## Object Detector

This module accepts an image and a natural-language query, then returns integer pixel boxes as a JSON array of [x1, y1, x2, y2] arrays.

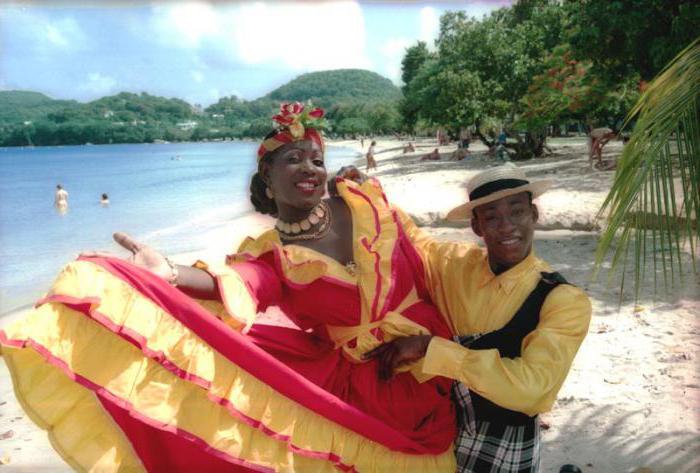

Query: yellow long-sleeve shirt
[[397, 208, 592, 417]]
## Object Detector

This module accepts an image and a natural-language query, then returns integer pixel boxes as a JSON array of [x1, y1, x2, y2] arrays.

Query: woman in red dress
[[1, 103, 456, 472]]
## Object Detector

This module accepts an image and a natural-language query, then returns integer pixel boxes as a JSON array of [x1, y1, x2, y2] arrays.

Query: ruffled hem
[[0, 259, 455, 472], [1, 338, 147, 473]]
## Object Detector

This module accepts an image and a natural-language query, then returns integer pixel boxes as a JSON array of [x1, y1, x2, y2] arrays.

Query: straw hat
[[446, 163, 552, 221]]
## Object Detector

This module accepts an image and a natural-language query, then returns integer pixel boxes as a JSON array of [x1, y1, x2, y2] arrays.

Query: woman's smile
[[295, 177, 321, 195]]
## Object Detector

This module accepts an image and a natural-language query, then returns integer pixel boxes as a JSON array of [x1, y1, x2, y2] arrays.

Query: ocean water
[[0, 141, 359, 314]]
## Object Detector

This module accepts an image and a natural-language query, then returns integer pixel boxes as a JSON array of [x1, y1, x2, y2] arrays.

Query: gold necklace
[[276, 201, 332, 241]]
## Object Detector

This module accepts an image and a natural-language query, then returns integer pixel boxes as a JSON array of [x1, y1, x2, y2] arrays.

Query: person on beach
[[451, 147, 469, 161], [363, 164, 592, 472], [403, 142, 416, 154], [459, 128, 472, 150], [495, 130, 510, 162], [54, 184, 68, 208], [588, 127, 615, 169], [437, 129, 449, 146], [421, 148, 441, 161], [0, 102, 458, 472], [366, 139, 377, 172], [100, 193, 110, 205]]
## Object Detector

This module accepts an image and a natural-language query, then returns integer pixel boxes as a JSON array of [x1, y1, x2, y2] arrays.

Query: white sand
[[1, 137, 698, 472]]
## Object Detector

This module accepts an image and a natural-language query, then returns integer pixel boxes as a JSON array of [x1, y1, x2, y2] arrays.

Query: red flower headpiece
[[257, 102, 327, 161]]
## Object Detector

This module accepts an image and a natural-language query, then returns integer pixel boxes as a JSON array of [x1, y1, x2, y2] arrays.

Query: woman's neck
[[276, 204, 315, 223]]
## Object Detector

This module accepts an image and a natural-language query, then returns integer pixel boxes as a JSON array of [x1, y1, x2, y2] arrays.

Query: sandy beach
[[1, 137, 698, 472]]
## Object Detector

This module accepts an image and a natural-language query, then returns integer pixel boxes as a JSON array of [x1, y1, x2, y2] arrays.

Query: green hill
[[0, 69, 404, 146], [0, 91, 79, 124], [265, 69, 402, 107], [207, 69, 403, 136], [82, 92, 195, 123]]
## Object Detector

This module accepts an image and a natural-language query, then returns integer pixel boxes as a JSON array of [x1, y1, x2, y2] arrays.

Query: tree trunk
[[509, 131, 546, 161], [474, 128, 495, 149]]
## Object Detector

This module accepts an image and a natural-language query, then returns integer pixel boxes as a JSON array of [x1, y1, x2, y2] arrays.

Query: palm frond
[[595, 38, 700, 299]]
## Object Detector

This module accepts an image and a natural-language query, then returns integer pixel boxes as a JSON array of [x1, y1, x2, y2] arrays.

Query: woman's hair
[[101, 193, 108, 199], [249, 130, 279, 216]]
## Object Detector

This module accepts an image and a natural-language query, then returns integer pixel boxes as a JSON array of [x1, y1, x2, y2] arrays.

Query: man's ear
[[471, 214, 483, 237], [531, 204, 539, 224]]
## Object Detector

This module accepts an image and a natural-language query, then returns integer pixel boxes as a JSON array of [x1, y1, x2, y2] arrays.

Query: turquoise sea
[[0, 141, 359, 314]]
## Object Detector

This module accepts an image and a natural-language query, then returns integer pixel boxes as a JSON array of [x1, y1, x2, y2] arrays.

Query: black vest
[[457, 271, 569, 425]]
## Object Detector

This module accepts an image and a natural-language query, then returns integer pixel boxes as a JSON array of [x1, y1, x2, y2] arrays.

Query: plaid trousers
[[452, 335, 540, 473]]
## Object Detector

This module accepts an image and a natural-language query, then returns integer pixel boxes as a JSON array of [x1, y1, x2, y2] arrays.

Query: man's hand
[[363, 335, 433, 381]]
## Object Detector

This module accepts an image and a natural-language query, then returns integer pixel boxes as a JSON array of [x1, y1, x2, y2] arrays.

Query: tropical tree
[[595, 38, 699, 298], [517, 44, 641, 133], [401, 2, 567, 158], [564, 0, 700, 82], [399, 42, 433, 132]]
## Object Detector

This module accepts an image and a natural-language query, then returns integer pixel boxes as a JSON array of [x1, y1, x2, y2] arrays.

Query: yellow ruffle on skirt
[[0, 260, 455, 472]]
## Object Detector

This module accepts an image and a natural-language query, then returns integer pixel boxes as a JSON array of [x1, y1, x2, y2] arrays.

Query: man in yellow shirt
[[366, 165, 592, 472]]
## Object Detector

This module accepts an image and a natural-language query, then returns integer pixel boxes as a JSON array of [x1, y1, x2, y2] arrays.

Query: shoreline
[[0, 140, 361, 315], [1, 137, 698, 472]]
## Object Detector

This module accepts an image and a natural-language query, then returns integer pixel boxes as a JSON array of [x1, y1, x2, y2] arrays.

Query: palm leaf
[[595, 38, 700, 299]]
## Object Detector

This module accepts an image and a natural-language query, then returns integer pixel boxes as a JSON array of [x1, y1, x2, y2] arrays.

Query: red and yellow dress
[[0, 179, 456, 472]]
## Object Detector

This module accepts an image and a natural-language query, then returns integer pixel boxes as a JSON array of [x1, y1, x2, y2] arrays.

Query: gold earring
[[265, 187, 274, 199]]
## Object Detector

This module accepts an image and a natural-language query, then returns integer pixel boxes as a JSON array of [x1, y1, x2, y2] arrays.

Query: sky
[[0, 1, 510, 106]]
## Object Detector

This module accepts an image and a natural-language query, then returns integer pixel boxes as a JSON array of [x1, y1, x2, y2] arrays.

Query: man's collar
[[478, 251, 539, 294]]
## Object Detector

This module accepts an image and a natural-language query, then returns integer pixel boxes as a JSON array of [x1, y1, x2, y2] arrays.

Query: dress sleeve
[[393, 205, 480, 318], [421, 284, 592, 416], [193, 257, 283, 331]]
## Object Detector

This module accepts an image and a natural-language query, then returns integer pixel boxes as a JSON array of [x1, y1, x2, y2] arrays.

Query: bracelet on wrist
[[165, 257, 179, 286]]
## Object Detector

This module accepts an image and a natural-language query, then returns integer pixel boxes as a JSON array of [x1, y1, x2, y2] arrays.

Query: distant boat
[[85, 142, 94, 146], [153, 139, 170, 144]]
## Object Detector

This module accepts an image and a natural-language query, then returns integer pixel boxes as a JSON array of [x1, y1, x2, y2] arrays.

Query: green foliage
[[400, 42, 435, 132], [0, 91, 79, 125], [595, 38, 699, 298], [0, 91, 202, 146], [518, 44, 641, 130], [564, 0, 700, 81], [325, 101, 401, 136], [406, 59, 484, 133], [401, 42, 432, 87]]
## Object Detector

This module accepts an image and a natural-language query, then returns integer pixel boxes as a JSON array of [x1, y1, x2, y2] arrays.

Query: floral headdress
[[257, 102, 327, 162]]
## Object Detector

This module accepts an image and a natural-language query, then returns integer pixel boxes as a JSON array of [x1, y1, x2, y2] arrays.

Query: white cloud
[[227, 2, 369, 70], [191, 70, 205, 83], [149, 2, 370, 71], [2, 8, 87, 53], [379, 37, 413, 83], [419, 6, 440, 48], [151, 2, 221, 48], [44, 17, 85, 48], [83, 73, 117, 95]]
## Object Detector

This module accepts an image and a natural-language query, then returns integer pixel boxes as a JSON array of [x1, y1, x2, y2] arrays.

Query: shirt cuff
[[422, 336, 468, 380]]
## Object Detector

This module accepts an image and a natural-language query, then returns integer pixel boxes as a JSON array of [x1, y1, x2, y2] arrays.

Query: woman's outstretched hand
[[80, 232, 172, 281], [114, 232, 172, 280]]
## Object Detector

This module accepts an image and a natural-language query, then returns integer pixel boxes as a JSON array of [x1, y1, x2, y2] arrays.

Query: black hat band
[[469, 178, 529, 201]]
